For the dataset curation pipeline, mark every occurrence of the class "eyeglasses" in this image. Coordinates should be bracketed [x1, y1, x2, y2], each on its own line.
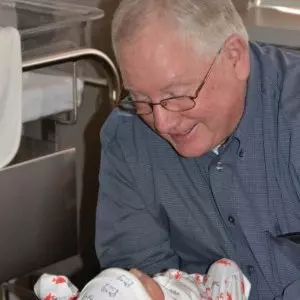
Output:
[118, 48, 222, 115]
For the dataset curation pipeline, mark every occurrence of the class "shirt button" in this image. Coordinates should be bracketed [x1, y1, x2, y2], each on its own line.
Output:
[238, 148, 244, 158]
[247, 265, 255, 275]
[228, 215, 235, 224]
[216, 161, 223, 171]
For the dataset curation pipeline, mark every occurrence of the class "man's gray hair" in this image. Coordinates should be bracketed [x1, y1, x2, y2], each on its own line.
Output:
[112, 0, 248, 58]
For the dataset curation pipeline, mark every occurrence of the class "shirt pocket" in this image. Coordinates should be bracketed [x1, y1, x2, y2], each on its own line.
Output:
[265, 231, 300, 293]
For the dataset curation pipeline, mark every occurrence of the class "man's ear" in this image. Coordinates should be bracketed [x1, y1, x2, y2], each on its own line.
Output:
[223, 34, 250, 81]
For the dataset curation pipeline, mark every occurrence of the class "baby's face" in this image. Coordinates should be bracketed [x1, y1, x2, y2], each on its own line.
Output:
[130, 269, 164, 300]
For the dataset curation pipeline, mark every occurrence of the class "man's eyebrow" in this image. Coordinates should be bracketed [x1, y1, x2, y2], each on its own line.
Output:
[160, 80, 193, 92]
[124, 80, 194, 92]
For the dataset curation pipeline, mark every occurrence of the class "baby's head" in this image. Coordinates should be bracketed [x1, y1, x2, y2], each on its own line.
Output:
[79, 268, 164, 300]
[130, 269, 164, 300]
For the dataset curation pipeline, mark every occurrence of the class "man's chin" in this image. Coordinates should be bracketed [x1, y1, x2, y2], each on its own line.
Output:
[170, 141, 208, 158]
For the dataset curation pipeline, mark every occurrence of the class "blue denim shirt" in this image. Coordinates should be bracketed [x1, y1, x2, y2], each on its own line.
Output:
[96, 42, 300, 299]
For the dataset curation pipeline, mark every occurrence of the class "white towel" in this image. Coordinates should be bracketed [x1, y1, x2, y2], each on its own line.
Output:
[22, 72, 84, 123]
[0, 27, 22, 168]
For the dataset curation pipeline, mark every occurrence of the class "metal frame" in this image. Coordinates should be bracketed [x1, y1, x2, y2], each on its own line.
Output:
[0, 48, 121, 299]
[22, 47, 121, 124]
[0, 149, 77, 298]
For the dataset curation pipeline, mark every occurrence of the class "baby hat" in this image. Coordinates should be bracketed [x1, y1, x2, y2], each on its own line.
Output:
[79, 268, 152, 300]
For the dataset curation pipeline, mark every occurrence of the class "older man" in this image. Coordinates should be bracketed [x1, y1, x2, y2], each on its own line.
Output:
[95, 0, 300, 299]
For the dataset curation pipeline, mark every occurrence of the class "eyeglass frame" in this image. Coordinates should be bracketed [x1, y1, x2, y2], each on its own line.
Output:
[118, 47, 223, 115]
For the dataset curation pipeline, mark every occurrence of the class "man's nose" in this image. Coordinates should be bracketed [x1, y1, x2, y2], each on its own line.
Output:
[152, 105, 178, 134]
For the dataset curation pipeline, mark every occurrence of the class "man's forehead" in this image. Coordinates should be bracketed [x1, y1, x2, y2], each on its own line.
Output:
[119, 43, 206, 79]
[118, 29, 204, 66]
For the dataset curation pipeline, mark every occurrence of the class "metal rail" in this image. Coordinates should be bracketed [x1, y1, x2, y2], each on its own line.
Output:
[22, 48, 121, 124]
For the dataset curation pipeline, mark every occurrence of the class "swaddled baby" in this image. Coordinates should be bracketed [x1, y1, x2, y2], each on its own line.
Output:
[35, 258, 250, 300]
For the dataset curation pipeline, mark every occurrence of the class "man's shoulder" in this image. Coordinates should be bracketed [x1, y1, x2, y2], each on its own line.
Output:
[100, 108, 165, 154]
[250, 41, 300, 68]
[101, 109, 133, 145]
[250, 41, 300, 86]
[101, 108, 147, 147]
[251, 42, 300, 124]
[100, 108, 175, 163]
